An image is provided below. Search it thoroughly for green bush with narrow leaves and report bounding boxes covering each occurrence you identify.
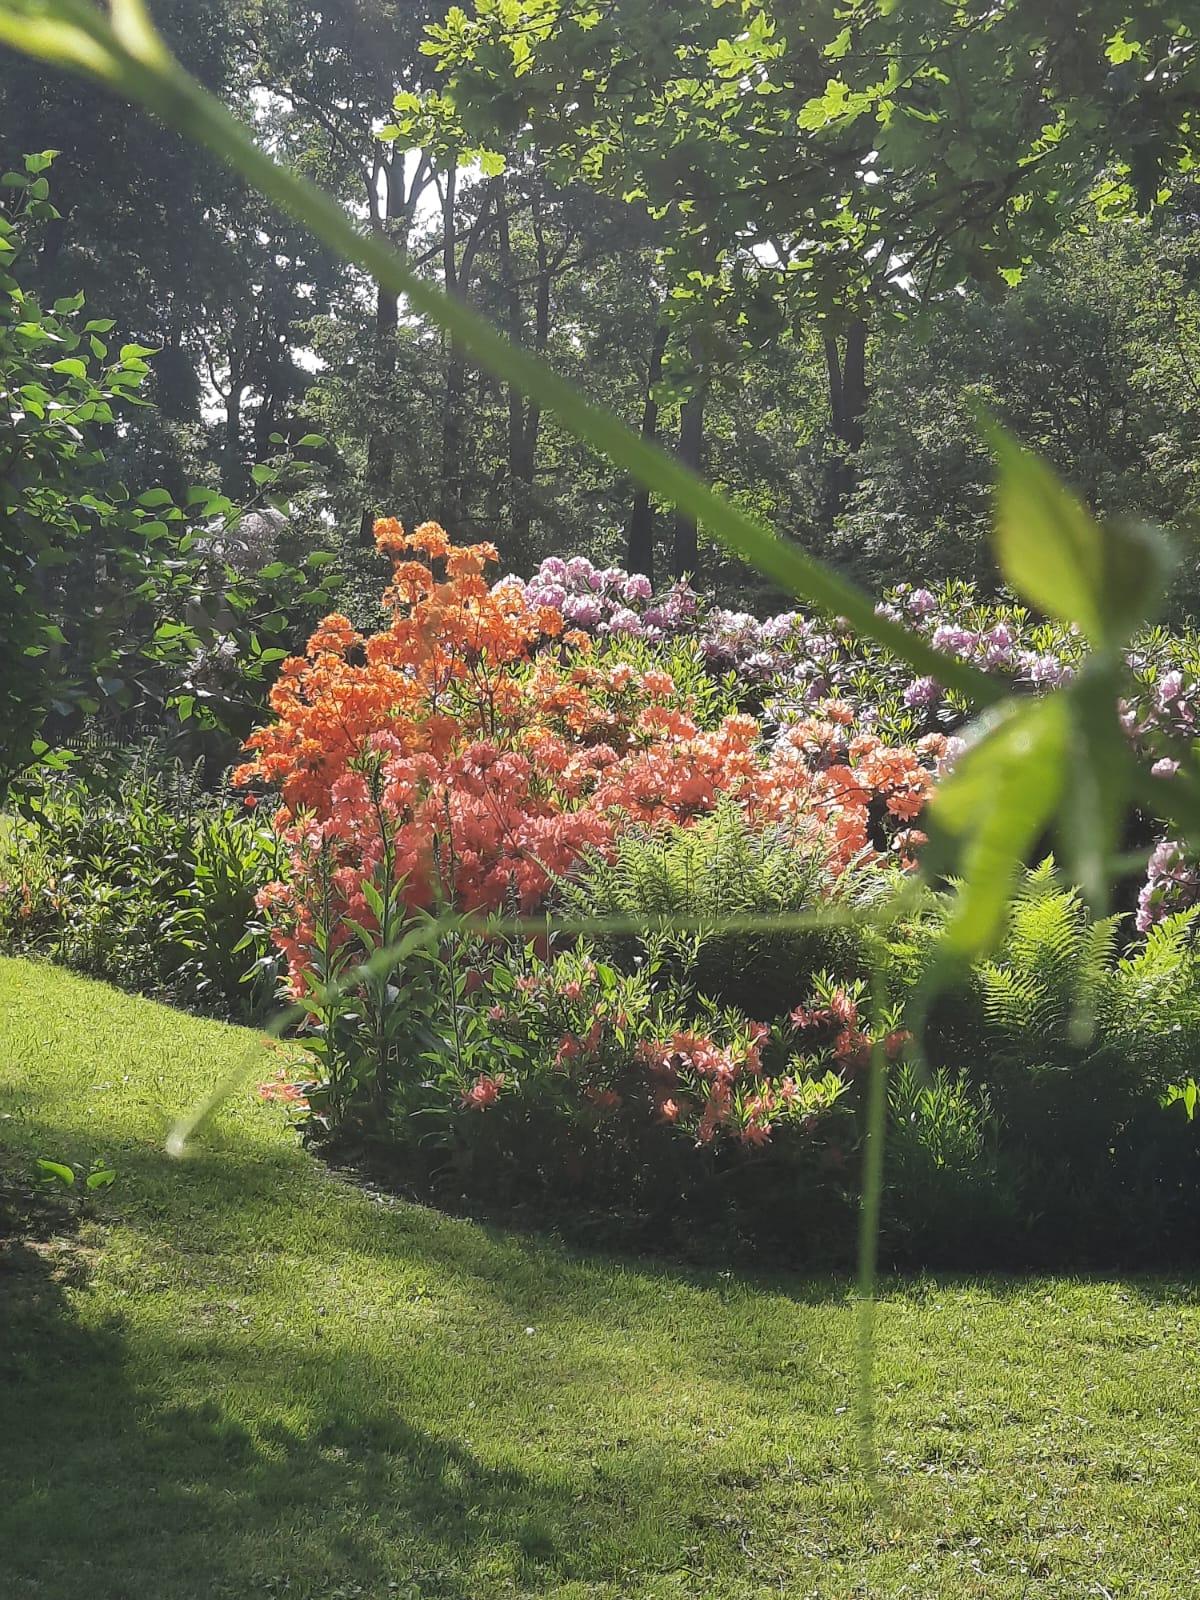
[0,753,281,1017]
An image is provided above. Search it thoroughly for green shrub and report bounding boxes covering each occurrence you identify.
[0,155,344,795]
[889,861,1200,1260]
[0,756,282,1017]
[296,925,862,1259]
[277,842,1200,1265]
[884,1063,1017,1262]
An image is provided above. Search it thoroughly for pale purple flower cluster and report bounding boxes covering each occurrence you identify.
[903,676,942,709]
[503,558,1200,774]
[515,556,696,639]
[1137,839,1200,932]
[503,557,1200,937]
[1019,652,1075,688]
[701,609,803,678]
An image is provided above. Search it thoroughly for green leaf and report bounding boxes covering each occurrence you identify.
[295,432,326,448]
[85,1166,117,1190]
[1093,518,1175,645]
[36,1159,75,1187]
[14,321,63,343]
[1106,28,1143,63]
[824,26,852,60]
[1056,666,1132,914]
[137,487,174,507]
[991,428,1106,642]
[185,487,230,513]
[925,696,1069,959]
[990,430,1173,647]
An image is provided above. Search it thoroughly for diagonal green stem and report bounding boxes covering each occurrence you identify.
[854,1035,887,1492]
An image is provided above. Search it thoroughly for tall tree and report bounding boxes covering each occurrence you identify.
[417,0,1200,554]
[237,0,444,539]
[625,317,668,582]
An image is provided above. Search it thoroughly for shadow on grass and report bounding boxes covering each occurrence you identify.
[0,1111,853,1599]
[1,1094,859,1308]
[0,1220,680,1599]
[8,1094,1200,1317]
[5,1092,1200,1598]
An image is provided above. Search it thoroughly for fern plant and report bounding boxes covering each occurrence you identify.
[976,861,1122,1044]
[971,861,1200,1093]
[559,802,879,1013]
[888,859,1200,1257]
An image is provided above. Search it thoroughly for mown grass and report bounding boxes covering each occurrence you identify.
[2,955,1199,1599]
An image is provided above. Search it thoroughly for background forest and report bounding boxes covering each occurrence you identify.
[8,0,1200,622]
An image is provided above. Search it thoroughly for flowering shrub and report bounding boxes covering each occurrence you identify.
[1137,839,1200,931]
[459,944,862,1152]
[501,562,1200,929]
[503,562,1090,726]
[226,528,1200,1263]
[516,553,698,637]
[225,519,952,1251]
[236,521,940,1010]
[313,935,896,1255]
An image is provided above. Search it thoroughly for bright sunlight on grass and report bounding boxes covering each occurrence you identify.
[2,955,1199,1599]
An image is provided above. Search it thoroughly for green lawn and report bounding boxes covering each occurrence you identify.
[2,956,1199,1599]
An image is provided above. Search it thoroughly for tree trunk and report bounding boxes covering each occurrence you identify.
[671,336,707,579]
[822,315,869,527]
[625,319,668,583]
[357,276,400,545]
[495,186,550,552]
[495,187,529,545]
[252,336,287,462]
[439,167,465,531]
[439,170,496,532]
[358,154,404,547]
[513,193,550,548]
[222,369,246,497]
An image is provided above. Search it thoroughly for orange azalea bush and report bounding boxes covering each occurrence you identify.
[236,519,938,1003]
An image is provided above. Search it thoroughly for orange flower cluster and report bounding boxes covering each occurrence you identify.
[236,521,940,993]
[764,718,936,869]
[234,520,565,817]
